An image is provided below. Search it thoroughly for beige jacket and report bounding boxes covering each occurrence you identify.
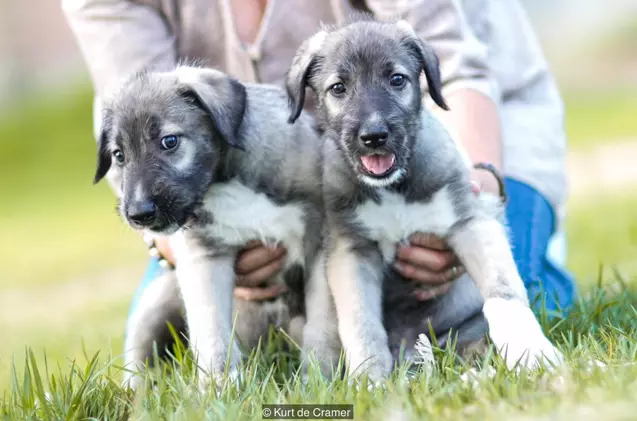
[62,0,567,217]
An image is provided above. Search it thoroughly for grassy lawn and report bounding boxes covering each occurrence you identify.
[563,88,637,150]
[0,84,145,290]
[567,195,637,285]
[0,82,636,419]
[2,284,637,420]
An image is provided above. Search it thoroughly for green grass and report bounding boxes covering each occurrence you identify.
[0,83,144,289]
[563,89,637,150]
[566,194,637,284]
[1,283,637,420]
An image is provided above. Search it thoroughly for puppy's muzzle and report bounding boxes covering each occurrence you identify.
[359,121,388,150]
[126,199,159,228]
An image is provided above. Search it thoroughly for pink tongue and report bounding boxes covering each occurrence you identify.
[360,154,396,175]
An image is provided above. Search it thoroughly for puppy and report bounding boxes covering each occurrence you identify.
[285,16,564,382]
[93,66,325,389]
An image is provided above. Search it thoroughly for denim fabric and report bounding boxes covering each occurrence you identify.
[504,177,577,316]
[127,256,164,320]
[126,178,577,324]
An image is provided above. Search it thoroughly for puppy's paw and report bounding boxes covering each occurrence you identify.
[483,298,564,371]
[358,349,393,382]
[345,346,393,392]
[197,364,243,397]
[347,377,387,393]
[459,366,497,388]
[122,371,145,392]
[301,344,340,381]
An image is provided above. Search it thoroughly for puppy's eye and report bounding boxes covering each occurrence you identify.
[161,135,180,150]
[329,83,346,96]
[389,74,406,88]
[112,149,125,164]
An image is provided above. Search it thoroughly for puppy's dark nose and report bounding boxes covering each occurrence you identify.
[360,127,389,149]
[127,200,157,226]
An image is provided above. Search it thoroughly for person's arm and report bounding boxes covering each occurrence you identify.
[62,0,177,99]
[432,90,502,195]
[365,0,503,297]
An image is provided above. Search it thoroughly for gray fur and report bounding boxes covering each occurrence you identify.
[95,66,325,388]
[286,16,563,381]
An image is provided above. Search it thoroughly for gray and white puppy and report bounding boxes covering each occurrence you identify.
[286,16,564,382]
[93,66,324,388]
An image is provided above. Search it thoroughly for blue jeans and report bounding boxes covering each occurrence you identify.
[503,177,577,316]
[127,178,577,326]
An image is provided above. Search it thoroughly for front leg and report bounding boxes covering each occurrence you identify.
[447,217,564,371]
[170,233,242,388]
[302,249,342,380]
[326,234,393,382]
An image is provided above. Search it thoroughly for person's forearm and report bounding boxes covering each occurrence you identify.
[429,88,503,196]
[430,88,502,170]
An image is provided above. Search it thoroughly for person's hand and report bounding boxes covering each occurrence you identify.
[154,236,175,265]
[154,237,288,301]
[233,240,288,301]
[470,165,502,199]
[393,233,464,301]
[394,166,502,301]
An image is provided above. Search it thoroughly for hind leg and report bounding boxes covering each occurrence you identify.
[385,274,488,367]
[435,311,490,362]
[301,250,342,380]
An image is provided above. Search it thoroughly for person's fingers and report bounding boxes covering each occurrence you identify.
[470,180,481,196]
[413,283,452,301]
[154,236,176,265]
[233,285,288,301]
[242,239,266,250]
[395,244,456,273]
[407,232,450,251]
[235,244,286,275]
[235,257,286,287]
[393,261,466,284]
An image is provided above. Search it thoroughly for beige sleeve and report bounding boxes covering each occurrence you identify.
[62,0,177,140]
[363,0,498,106]
[62,0,176,97]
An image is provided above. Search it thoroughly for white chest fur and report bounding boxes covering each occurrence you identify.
[354,186,459,263]
[200,179,307,265]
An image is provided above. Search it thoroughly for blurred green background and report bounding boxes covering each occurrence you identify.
[0,1,636,388]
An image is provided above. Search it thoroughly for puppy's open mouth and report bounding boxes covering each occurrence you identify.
[360,153,396,177]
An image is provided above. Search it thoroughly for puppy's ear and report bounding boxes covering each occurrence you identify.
[396,20,449,111]
[177,67,247,150]
[93,109,113,184]
[285,30,327,123]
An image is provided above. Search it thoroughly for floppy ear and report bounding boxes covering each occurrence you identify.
[414,39,449,111]
[285,30,328,123]
[177,68,247,150]
[396,20,449,111]
[93,109,113,184]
